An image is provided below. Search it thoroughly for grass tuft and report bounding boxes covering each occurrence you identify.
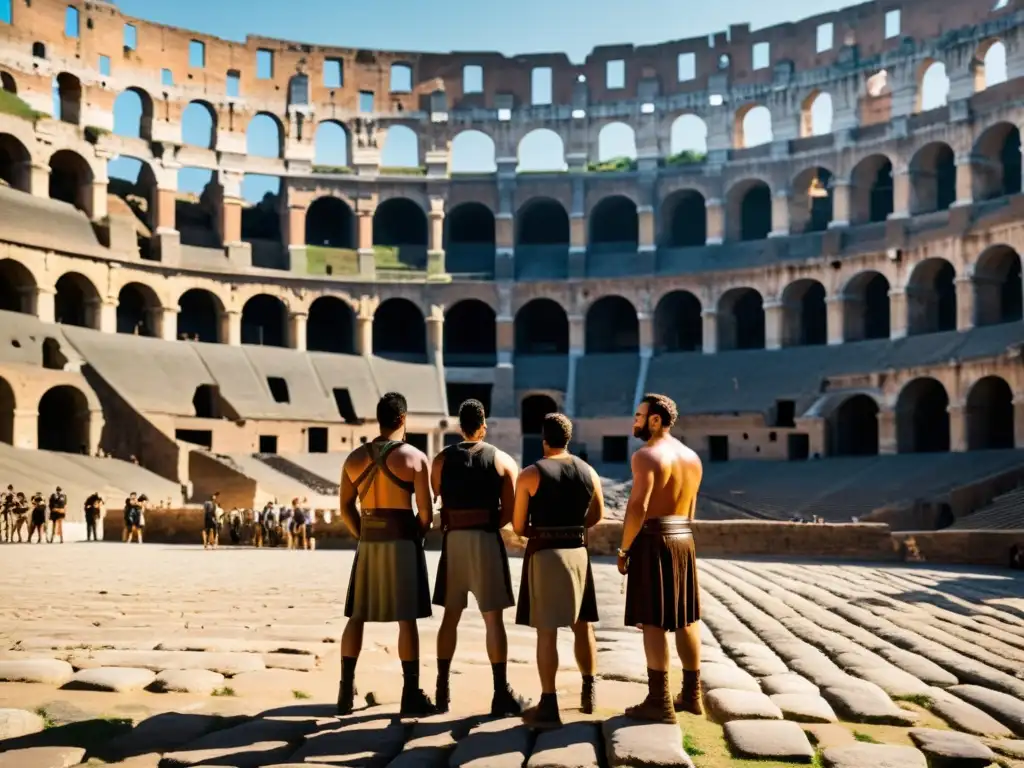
[893,693,933,708]
[34,707,57,729]
[292,690,311,700]
[853,730,881,744]
[212,686,236,697]
[682,731,705,756]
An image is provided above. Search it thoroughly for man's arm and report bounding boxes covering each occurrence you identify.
[496,450,519,529]
[338,457,360,539]
[511,466,536,537]
[413,451,434,533]
[584,466,605,528]
[430,452,444,505]
[620,449,656,552]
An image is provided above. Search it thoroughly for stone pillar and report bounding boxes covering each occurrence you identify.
[96,298,117,334]
[36,287,55,324]
[357,210,375,277]
[878,410,897,454]
[826,295,844,345]
[12,408,38,449]
[286,201,308,271]
[496,315,514,366]
[568,313,585,354]
[159,307,178,342]
[289,311,308,351]
[90,181,108,220]
[828,178,851,228]
[29,163,50,198]
[638,205,655,252]
[769,191,790,238]
[428,200,446,276]
[356,311,373,356]
[638,311,653,355]
[948,403,967,452]
[955,277,975,331]
[426,308,443,366]
[152,187,181,263]
[701,310,718,354]
[764,300,783,350]
[889,289,908,340]
[222,310,242,347]
[953,153,974,207]
[889,167,911,219]
[706,199,724,245]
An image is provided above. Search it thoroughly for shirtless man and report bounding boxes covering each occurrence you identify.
[337,392,435,716]
[618,393,704,722]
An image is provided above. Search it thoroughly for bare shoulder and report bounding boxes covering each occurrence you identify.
[676,439,702,467]
[494,447,518,473]
[342,445,367,473]
[631,444,658,467]
[518,463,539,487]
[399,441,429,468]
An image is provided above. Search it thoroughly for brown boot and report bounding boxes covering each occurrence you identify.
[522,693,562,729]
[580,675,596,714]
[625,668,676,724]
[674,669,703,715]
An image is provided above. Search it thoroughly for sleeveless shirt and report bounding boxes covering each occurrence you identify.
[440,441,501,512]
[527,455,594,529]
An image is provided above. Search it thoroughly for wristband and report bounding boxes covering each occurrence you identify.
[617,548,629,559]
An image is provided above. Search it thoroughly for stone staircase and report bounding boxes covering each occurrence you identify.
[255,453,341,496]
[949,486,1024,530]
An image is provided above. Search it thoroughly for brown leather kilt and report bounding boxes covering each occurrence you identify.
[624,516,700,631]
[515,526,599,628]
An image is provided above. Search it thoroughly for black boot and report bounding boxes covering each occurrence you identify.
[337,656,357,716]
[435,659,451,714]
[581,675,596,714]
[522,692,562,729]
[400,660,437,717]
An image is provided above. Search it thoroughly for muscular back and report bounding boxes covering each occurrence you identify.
[635,437,703,521]
[343,441,424,510]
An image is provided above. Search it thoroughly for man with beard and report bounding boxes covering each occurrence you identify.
[336,392,435,717]
[431,399,523,717]
[512,413,604,729]
[617,394,704,722]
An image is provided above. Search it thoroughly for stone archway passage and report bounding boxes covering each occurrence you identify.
[896,377,950,454]
[830,394,879,456]
[0,375,14,445]
[514,299,569,356]
[38,385,89,453]
[520,393,557,467]
[966,376,1014,450]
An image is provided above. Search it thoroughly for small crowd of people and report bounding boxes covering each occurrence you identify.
[0,485,70,543]
[200,493,321,551]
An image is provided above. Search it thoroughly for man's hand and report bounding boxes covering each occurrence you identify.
[617,551,629,576]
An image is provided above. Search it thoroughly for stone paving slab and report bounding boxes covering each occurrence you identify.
[820,743,928,768]
[63,667,157,693]
[159,717,313,768]
[704,689,783,723]
[948,684,1024,736]
[67,650,266,676]
[147,669,226,695]
[601,716,694,768]
[0,659,74,685]
[0,707,45,739]
[290,716,407,767]
[723,719,816,761]
[0,745,86,768]
[526,722,601,768]
[768,693,838,723]
[449,717,533,768]
[908,727,996,767]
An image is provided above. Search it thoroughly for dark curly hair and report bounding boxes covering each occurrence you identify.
[541,413,573,449]
[641,393,679,429]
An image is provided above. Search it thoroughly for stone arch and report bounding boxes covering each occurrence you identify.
[917,60,949,112]
[800,90,833,137]
[734,104,772,148]
[727,179,772,241]
[381,124,420,169]
[790,167,833,233]
[38,384,90,453]
[53,72,81,124]
[178,288,223,343]
[517,129,567,173]
[54,272,100,328]
[373,298,426,361]
[975,38,1008,91]
[0,132,30,192]
[450,130,497,173]
[850,154,894,224]
[966,375,1014,450]
[906,258,956,335]
[445,202,495,246]
[0,71,15,94]
[0,258,36,315]
[586,295,639,353]
[306,196,355,249]
[829,394,880,456]
[521,392,558,464]
[516,198,569,245]
[780,279,827,347]
[113,87,154,140]
[307,296,355,354]
[246,112,285,159]
[0,375,13,445]
[106,157,158,244]
[669,114,708,157]
[589,195,638,247]
[973,245,1022,326]
[374,197,428,269]
[241,294,287,347]
[717,287,765,351]
[909,142,956,214]
[182,100,217,149]
[896,377,950,453]
[660,190,706,247]
[654,290,702,353]
[515,298,568,355]
[596,122,637,163]
[313,120,350,170]
[842,270,891,342]
[444,299,496,366]
[116,282,161,337]
[972,122,1021,201]
[49,149,94,215]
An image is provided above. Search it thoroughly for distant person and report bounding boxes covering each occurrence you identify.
[512,413,603,729]
[336,392,436,716]
[202,492,221,549]
[28,493,46,543]
[431,399,523,716]
[10,492,28,542]
[302,497,315,550]
[48,486,67,543]
[1,484,13,543]
[618,394,704,722]
[136,494,148,542]
[84,492,104,542]
[124,492,143,543]
[228,508,242,545]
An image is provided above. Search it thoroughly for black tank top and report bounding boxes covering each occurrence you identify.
[440,441,501,511]
[528,455,594,529]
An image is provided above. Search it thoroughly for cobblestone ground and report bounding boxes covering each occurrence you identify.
[1,544,1023,767]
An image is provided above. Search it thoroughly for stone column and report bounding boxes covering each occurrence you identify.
[29,163,50,199]
[159,306,178,342]
[152,187,181,263]
[426,307,443,366]
[36,287,55,324]
[638,311,654,356]
[955,276,975,331]
[286,201,308,272]
[638,205,655,252]
[356,210,375,277]
[356,310,373,356]
[96,298,118,334]
[889,167,911,219]
[828,178,851,228]
[889,289,908,339]
[701,309,718,354]
[496,315,514,366]
[769,191,790,238]
[948,403,967,452]
[219,171,251,267]
[826,295,844,345]
[764,300,783,350]
[706,199,724,245]
[878,410,897,454]
[428,199,446,277]
[289,311,308,351]
[12,408,38,449]
[90,180,108,221]
[953,153,974,208]
[222,310,242,347]
[568,313,585,354]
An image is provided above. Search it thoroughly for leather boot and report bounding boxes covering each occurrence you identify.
[522,692,562,729]
[674,669,703,715]
[400,687,437,717]
[336,679,356,716]
[435,674,450,714]
[580,675,596,715]
[625,668,677,724]
[490,683,525,717]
